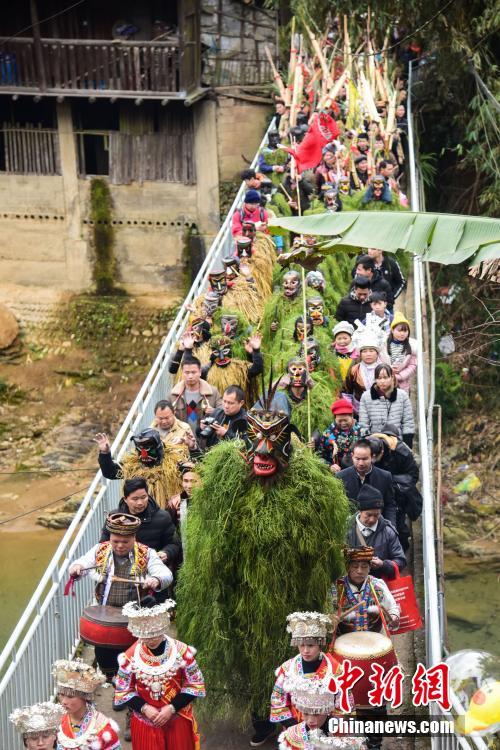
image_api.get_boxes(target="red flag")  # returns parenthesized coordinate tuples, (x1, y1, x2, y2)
(286, 112, 340, 173)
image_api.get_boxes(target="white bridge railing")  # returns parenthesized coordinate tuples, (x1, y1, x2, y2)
(0, 71, 486, 750)
(0, 125, 273, 748)
(407, 59, 488, 750)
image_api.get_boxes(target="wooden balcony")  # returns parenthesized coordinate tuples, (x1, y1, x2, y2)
(0, 37, 196, 99)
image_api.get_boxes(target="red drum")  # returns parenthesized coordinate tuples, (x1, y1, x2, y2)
(333, 631, 398, 708)
(80, 605, 135, 650)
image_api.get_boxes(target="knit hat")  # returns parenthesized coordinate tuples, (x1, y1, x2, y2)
(332, 321, 354, 338)
(355, 155, 368, 165)
(379, 423, 400, 438)
(357, 484, 384, 510)
(390, 311, 411, 330)
(244, 189, 261, 204)
(330, 399, 353, 416)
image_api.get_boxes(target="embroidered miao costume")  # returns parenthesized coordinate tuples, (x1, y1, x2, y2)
(52, 659, 120, 750)
(271, 612, 339, 725)
(115, 601, 205, 750)
(335, 548, 399, 635)
(57, 707, 120, 750)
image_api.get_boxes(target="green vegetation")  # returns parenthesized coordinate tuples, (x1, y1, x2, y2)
(90, 178, 120, 295)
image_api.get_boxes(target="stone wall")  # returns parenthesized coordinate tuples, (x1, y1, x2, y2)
(216, 96, 270, 180)
(0, 99, 219, 293)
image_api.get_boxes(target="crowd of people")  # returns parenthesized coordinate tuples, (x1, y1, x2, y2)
(9, 20, 426, 750)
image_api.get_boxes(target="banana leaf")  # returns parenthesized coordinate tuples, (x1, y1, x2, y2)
(268, 211, 500, 267)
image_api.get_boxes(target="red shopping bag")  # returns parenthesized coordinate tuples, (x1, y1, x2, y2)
(383, 563, 423, 635)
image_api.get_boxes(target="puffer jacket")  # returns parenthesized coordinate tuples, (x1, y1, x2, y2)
(346, 514, 406, 579)
(359, 385, 415, 446)
(389, 337, 417, 393)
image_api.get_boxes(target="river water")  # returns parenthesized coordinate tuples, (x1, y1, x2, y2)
(0, 473, 67, 648)
(444, 554, 500, 658)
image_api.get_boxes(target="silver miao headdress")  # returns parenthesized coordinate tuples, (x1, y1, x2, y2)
(9, 701, 65, 738)
(351, 319, 386, 353)
(123, 599, 176, 639)
(283, 674, 339, 715)
(286, 611, 332, 645)
(53, 658, 106, 700)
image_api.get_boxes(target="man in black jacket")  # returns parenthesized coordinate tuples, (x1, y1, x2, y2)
(100, 477, 181, 569)
(368, 423, 422, 550)
(366, 247, 406, 300)
(198, 385, 248, 449)
(336, 439, 396, 525)
(346, 485, 406, 579)
(353, 254, 395, 308)
(335, 276, 372, 325)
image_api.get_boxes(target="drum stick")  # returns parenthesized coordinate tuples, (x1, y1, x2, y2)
(110, 575, 147, 585)
(338, 601, 362, 622)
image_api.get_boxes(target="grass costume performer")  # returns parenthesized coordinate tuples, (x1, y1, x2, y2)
(175, 379, 350, 742)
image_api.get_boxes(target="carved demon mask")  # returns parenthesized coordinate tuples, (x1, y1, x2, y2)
(202, 291, 220, 318)
(282, 270, 301, 299)
(190, 317, 210, 344)
(306, 270, 326, 293)
(267, 131, 280, 149)
(246, 407, 292, 477)
(220, 314, 239, 339)
(299, 337, 321, 372)
(210, 336, 232, 367)
(338, 176, 351, 196)
(132, 428, 164, 467)
(307, 296, 325, 326)
(323, 189, 340, 211)
(222, 256, 240, 286)
(287, 357, 307, 388)
(293, 315, 313, 342)
(235, 235, 253, 258)
(209, 269, 228, 297)
(372, 175, 385, 200)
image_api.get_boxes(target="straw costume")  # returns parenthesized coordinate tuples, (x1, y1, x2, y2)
(175, 383, 350, 723)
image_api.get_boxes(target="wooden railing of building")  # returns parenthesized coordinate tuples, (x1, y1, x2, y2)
(0, 37, 183, 96)
(204, 55, 273, 87)
(1, 124, 60, 174)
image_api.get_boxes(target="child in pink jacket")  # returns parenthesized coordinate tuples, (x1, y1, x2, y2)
(386, 311, 417, 393)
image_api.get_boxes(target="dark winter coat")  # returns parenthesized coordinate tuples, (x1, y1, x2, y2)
(374, 438, 422, 521)
(354, 253, 406, 300)
(346, 513, 406, 579)
(335, 291, 372, 326)
(336, 465, 397, 525)
(100, 496, 181, 563)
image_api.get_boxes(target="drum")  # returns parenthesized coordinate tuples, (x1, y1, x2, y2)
(333, 631, 398, 708)
(80, 605, 135, 650)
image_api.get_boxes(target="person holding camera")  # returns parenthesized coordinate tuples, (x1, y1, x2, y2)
(198, 385, 248, 449)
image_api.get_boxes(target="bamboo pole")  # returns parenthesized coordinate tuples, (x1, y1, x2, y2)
(303, 22, 334, 92)
(290, 151, 312, 443)
(264, 46, 287, 101)
(320, 69, 348, 110)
